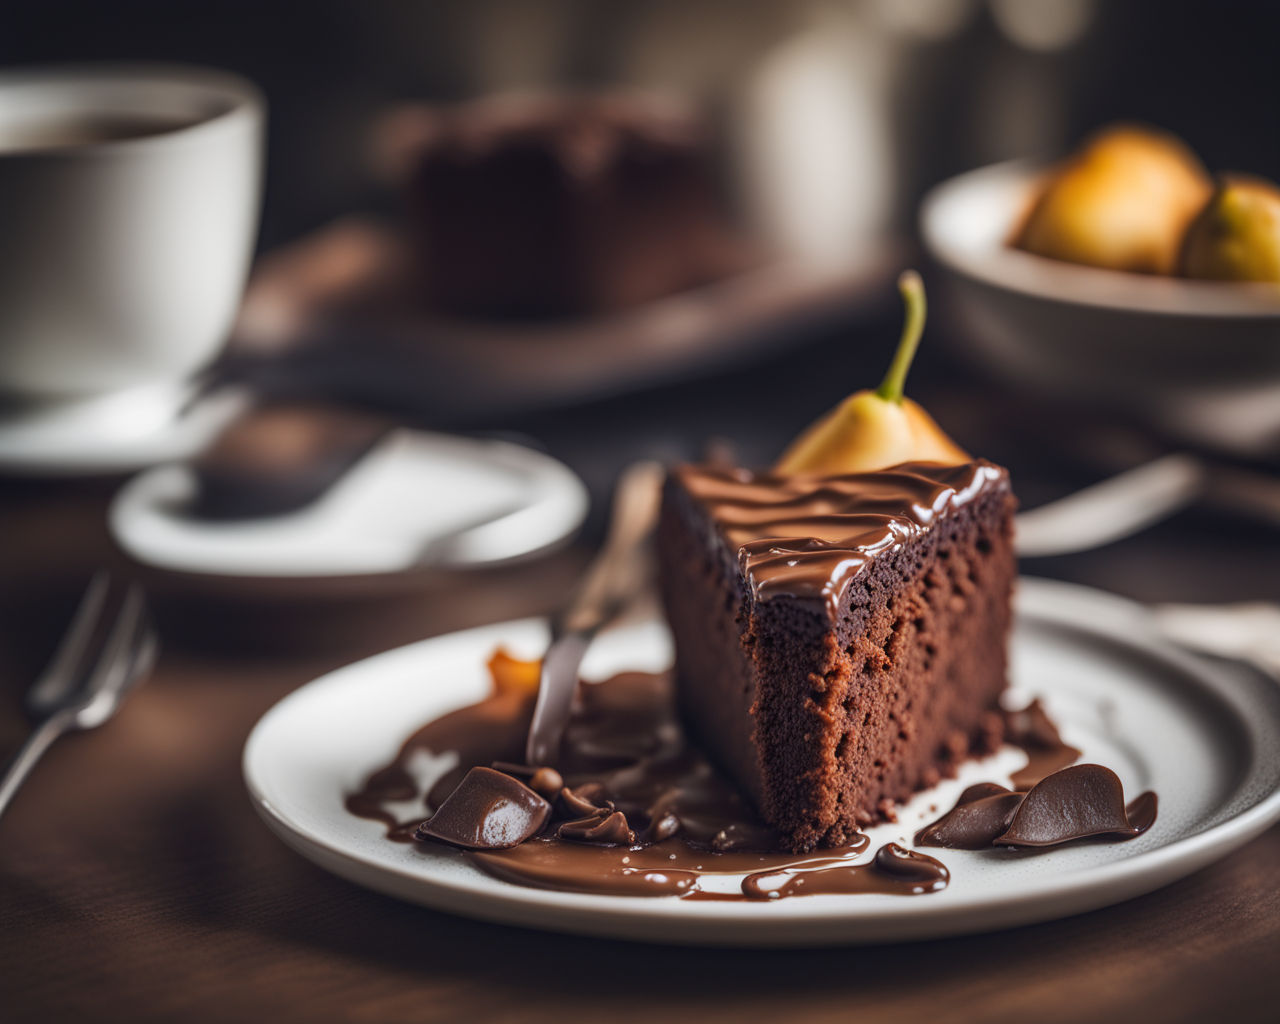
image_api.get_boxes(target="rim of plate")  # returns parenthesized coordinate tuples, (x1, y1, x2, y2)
(243, 577, 1280, 946)
(111, 429, 589, 577)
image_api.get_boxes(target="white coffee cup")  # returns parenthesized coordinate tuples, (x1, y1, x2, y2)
(0, 64, 263, 401)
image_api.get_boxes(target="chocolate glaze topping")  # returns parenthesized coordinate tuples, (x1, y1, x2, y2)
(348, 665, 951, 900)
(674, 461, 1009, 618)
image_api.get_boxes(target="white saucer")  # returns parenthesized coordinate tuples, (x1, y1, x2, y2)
(0, 380, 248, 476)
(243, 577, 1280, 947)
(110, 429, 589, 577)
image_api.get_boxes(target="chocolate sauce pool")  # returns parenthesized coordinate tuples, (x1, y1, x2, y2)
(346, 659, 948, 900)
(346, 651, 1147, 899)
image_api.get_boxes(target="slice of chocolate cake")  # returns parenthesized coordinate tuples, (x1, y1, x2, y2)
(657, 460, 1017, 853)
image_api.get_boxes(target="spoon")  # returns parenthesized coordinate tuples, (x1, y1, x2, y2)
(1014, 453, 1206, 558)
(1150, 601, 1280, 680)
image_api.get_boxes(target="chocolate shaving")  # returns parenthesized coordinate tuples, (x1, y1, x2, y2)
(916, 765, 1159, 851)
(956, 781, 1015, 806)
(414, 767, 551, 850)
(642, 812, 682, 843)
(1005, 699, 1064, 749)
(996, 764, 1151, 847)
(914, 789, 1025, 850)
(558, 810, 635, 845)
(559, 783, 609, 818)
(1004, 699, 1082, 790)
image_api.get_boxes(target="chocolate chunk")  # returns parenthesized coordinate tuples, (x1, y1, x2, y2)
(558, 810, 635, 845)
(874, 842, 949, 884)
(956, 781, 1015, 806)
(1004, 700, 1082, 790)
(996, 764, 1147, 847)
(915, 790, 1025, 849)
(414, 767, 551, 849)
(642, 812, 681, 843)
(559, 783, 609, 818)
(528, 766, 564, 799)
(1004, 699, 1064, 749)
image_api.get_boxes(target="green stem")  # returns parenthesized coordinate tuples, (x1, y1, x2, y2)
(875, 270, 927, 405)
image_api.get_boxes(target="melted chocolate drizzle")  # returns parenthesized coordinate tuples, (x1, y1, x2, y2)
(347, 668, 948, 901)
(733, 843, 949, 901)
(674, 461, 1008, 618)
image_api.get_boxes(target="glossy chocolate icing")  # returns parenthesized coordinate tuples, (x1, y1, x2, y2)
(673, 460, 1009, 618)
(348, 666, 951, 900)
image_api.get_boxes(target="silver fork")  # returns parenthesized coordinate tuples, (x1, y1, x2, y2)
(0, 573, 159, 823)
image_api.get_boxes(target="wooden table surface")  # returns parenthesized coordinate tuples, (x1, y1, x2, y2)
(4, 348, 1280, 1021)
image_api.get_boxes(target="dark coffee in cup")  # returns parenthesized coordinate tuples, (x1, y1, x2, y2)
(0, 113, 200, 152)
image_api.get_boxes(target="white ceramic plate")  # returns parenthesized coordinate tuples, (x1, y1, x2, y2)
(110, 429, 588, 576)
(243, 577, 1280, 947)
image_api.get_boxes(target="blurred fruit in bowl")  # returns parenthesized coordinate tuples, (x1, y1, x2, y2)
(1014, 124, 1211, 275)
(921, 160, 1280, 454)
(1180, 175, 1280, 283)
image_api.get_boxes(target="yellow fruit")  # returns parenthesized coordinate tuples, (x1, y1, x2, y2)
(774, 271, 970, 476)
(1179, 174, 1280, 282)
(1015, 124, 1211, 275)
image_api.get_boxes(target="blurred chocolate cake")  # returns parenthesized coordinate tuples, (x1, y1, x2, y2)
(402, 93, 743, 319)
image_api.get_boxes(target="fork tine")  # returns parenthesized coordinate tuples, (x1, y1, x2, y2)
(1, 579, 157, 825)
(75, 585, 155, 730)
(26, 572, 112, 714)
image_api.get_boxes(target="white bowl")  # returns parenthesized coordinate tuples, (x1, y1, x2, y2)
(920, 162, 1280, 448)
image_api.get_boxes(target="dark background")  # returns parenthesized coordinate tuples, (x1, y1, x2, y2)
(3, 10, 1280, 1021)
(2, 0, 1275, 252)
(2, 0, 1278, 601)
